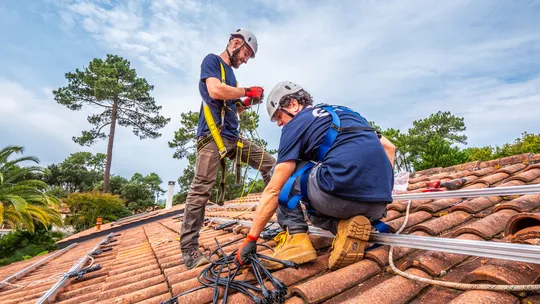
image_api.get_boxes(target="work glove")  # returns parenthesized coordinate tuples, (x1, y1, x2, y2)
(244, 86, 264, 106)
(236, 234, 258, 266)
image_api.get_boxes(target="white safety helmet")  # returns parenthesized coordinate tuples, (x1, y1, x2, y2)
(230, 28, 258, 58)
(266, 81, 303, 121)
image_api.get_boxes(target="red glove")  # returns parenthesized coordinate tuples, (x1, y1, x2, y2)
(236, 234, 258, 265)
(244, 86, 264, 99)
(242, 97, 264, 107)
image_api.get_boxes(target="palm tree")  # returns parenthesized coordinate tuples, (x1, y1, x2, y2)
(0, 146, 62, 232)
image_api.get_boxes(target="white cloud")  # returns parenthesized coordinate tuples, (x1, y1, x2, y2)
(2, 0, 540, 187)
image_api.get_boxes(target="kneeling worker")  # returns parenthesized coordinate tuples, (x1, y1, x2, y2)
(236, 81, 395, 270)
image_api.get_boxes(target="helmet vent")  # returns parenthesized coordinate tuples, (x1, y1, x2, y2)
(271, 101, 276, 107)
(285, 85, 291, 90)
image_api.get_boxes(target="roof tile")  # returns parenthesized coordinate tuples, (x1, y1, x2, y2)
(462, 259, 540, 285)
(389, 200, 433, 212)
(386, 211, 432, 232)
(450, 196, 502, 213)
(382, 209, 402, 221)
(452, 209, 519, 239)
(415, 198, 462, 213)
(496, 163, 527, 174)
(469, 167, 496, 177)
(410, 211, 473, 235)
(340, 268, 430, 304)
(472, 172, 510, 186)
(493, 194, 540, 213)
(504, 212, 540, 236)
(401, 233, 483, 276)
(505, 168, 540, 183)
(448, 290, 519, 304)
(291, 259, 380, 303)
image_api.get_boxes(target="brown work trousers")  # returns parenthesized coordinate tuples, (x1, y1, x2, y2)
(180, 136, 276, 251)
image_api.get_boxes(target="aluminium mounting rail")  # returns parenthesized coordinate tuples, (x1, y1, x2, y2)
(0, 243, 78, 289)
(35, 233, 115, 304)
(207, 184, 540, 211)
(208, 217, 540, 265)
(206, 184, 540, 264)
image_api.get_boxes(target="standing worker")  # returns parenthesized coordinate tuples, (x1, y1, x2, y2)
(181, 29, 276, 270)
(237, 81, 395, 271)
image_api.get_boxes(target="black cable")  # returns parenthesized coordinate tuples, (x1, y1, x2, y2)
(162, 238, 296, 304)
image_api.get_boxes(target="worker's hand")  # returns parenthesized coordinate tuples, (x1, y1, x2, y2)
(236, 234, 258, 266)
(242, 96, 264, 107)
(244, 86, 264, 99)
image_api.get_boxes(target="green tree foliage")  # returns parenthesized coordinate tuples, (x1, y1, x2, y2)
(465, 132, 540, 161)
(406, 111, 467, 170)
(412, 134, 468, 171)
(0, 223, 63, 266)
(63, 192, 130, 232)
(44, 152, 105, 193)
(372, 111, 468, 172)
(169, 108, 273, 204)
(53, 54, 170, 192)
(0, 146, 62, 232)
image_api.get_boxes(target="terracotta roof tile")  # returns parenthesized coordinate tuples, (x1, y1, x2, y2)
(493, 194, 540, 213)
(291, 259, 379, 303)
(386, 211, 432, 232)
(462, 259, 540, 285)
(381, 209, 402, 221)
(505, 168, 540, 183)
(388, 199, 433, 212)
(496, 163, 528, 174)
(448, 290, 519, 304)
(341, 268, 431, 304)
(472, 172, 510, 186)
(415, 198, 462, 213)
(452, 209, 519, 239)
(401, 233, 483, 276)
(500, 179, 528, 187)
(365, 231, 429, 267)
(410, 211, 473, 235)
(450, 196, 502, 213)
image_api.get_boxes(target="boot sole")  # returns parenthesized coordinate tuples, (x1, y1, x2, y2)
(328, 215, 371, 271)
(263, 250, 318, 270)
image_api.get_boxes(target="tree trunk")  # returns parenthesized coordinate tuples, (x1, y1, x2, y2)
(103, 97, 118, 193)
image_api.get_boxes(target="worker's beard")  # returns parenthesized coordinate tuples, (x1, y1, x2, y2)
(231, 54, 242, 68)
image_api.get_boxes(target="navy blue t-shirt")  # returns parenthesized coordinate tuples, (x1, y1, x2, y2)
(277, 106, 394, 202)
(196, 54, 239, 140)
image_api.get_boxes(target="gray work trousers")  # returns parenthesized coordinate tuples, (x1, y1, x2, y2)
(180, 136, 276, 251)
(277, 162, 389, 235)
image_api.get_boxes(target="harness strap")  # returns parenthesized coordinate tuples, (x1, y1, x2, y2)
(278, 162, 315, 209)
(278, 105, 377, 213)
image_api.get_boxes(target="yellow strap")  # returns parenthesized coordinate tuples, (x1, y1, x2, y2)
(203, 104, 227, 159)
(220, 62, 226, 84)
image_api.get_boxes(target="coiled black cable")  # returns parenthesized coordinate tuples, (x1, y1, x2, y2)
(162, 237, 297, 304)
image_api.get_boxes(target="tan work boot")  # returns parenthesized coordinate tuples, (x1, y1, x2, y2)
(328, 215, 371, 271)
(261, 229, 318, 270)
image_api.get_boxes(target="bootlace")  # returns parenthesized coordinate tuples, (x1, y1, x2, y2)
(273, 231, 288, 250)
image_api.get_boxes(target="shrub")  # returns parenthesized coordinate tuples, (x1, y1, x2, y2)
(0, 224, 63, 266)
(63, 192, 131, 232)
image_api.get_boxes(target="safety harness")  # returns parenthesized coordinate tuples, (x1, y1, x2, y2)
(197, 61, 248, 205)
(277, 104, 390, 245)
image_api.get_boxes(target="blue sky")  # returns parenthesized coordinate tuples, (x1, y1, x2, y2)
(1, 0, 540, 191)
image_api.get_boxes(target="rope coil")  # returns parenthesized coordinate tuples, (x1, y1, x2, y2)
(388, 200, 540, 291)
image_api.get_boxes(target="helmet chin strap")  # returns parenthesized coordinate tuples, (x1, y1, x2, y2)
(226, 42, 246, 66)
(280, 108, 296, 119)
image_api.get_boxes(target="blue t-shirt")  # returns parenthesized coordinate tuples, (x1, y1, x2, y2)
(196, 54, 239, 140)
(277, 106, 394, 202)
